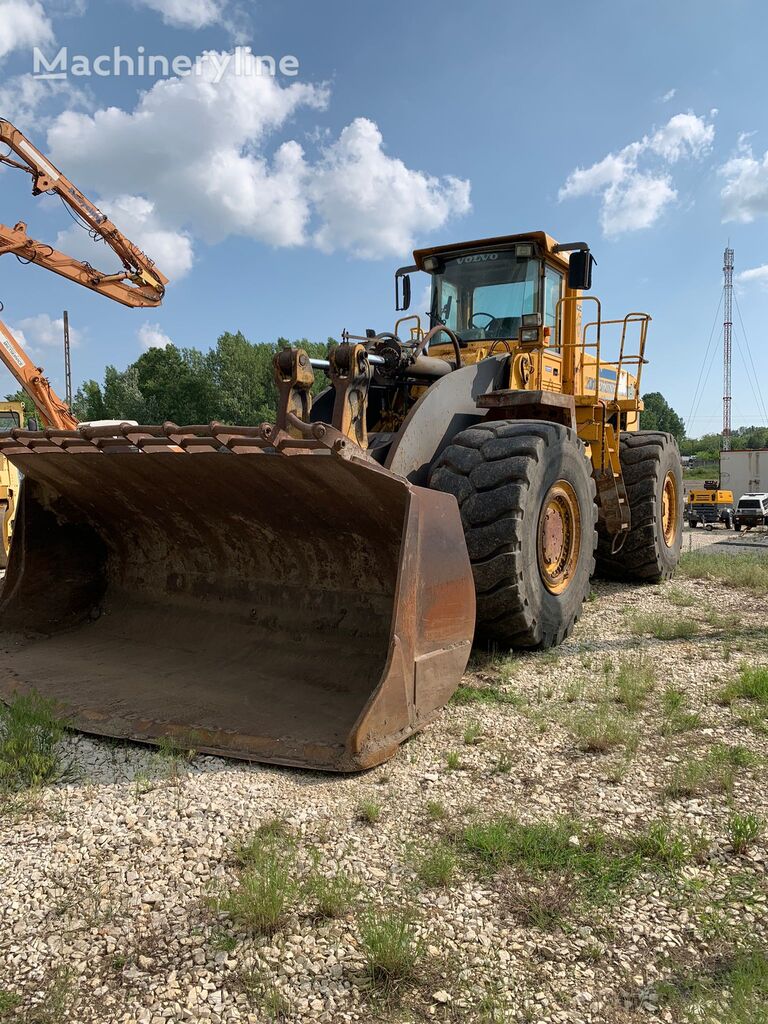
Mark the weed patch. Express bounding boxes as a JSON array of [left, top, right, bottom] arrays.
[[667, 744, 757, 799], [661, 686, 702, 735], [680, 550, 768, 594], [726, 813, 763, 855], [356, 800, 381, 824], [219, 846, 297, 936], [629, 612, 699, 640], [571, 704, 638, 754], [359, 910, 423, 989], [414, 843, 456, 888], [0, 693, 72, 791], [304, 870, 357, 919]]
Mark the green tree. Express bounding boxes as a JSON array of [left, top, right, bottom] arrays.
[[71, 334, 338, 425], [640, 392, 685, 443]]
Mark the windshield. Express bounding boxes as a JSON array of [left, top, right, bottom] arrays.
[[431, 252, 541, 340], [0, 410, 20, 434], [738, 499, 762, 509]]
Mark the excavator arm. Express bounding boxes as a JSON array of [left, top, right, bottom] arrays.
[[0, 316, 76, 429], [0, 118, 167, 307]]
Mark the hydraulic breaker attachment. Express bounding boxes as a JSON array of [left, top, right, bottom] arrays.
[[0, 421, 475, 771]]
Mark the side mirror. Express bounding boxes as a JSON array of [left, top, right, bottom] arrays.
[[27, 417, 39, 431], [400, 274, 411, 311], [568, 249, 594, 291], [395, 264, 418, 312]]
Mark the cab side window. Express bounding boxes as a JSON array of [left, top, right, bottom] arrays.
[[544, 265, 564, 349]]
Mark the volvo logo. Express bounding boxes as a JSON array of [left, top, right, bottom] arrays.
[[457, 253, 498, 264]]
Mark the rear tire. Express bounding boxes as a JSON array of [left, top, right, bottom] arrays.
[[429, 420, 597, 649], [596, 431, 683, 582]]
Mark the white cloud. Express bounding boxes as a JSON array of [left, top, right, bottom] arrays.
[[138, 322, 173, 349], [0, 74, 90, 126], [559, 111, 715, 237], [661, 88, 677, 103], [736, 265, 768, 289], [132, 0, 224, 28], [720, 140, 768, 223], [0, 0, 53, 60], [10, 314, 82, 355], [45, 49, 470, 266], [310, 118, 471, 258], [600, 173, 676, 237], [56, 194, 195, 281], [648, 112, 714, 163]]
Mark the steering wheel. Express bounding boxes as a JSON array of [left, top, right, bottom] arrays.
[[470, 312, 497, 331]]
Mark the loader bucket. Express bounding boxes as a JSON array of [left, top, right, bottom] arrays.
[[0, 426, 475, 771]]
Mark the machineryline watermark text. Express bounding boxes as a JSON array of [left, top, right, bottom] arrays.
[[32, 46, 299, 83]]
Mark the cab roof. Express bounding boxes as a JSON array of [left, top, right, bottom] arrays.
[[412, 231, 570, 272]]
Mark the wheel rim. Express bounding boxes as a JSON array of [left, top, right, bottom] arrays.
[[661, 471, 678, 547], [537, 480, 581, 594]]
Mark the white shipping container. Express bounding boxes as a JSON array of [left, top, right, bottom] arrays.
[[720, 449, 768, 501]]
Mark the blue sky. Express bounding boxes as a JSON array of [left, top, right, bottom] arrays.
[[1, 0, 767, 436]]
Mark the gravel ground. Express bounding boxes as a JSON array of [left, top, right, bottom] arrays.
[[1, 531, 767, 1024]]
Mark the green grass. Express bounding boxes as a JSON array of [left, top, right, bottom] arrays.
[[614, 655, 656, 712], [661, 686, 702, 735], [666, 587, 696, 608], [451, 683, 522, 706], [630, 820, 692, 869], [629, 612, 699, 640], [359, 910, 423, 988], [659, 944, 768, 1023], [356, 800, 381, 824], [0, 692, 72, 791], [463, 720, 483, 746], [219, 846, 297, 935], [667, 744, 757, 799], [726, 813, 763, 855], [445, 751, 462, 770], [462, 816, 636, 902], [720, 666, 768, 707], [570, 704, 638, 754], [414, 843, 456, 888], [425, 800, 446, 821], [680, 550, 768, 595], [235, 820, 293, 866], [0, 990, 21, 1017], [304, 870, 357, 919]]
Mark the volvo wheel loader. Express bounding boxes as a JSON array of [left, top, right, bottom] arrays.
[[0, 231, 683, 771]]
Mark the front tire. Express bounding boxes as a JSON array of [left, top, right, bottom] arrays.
[[430, 420, 597, 649], [596, 431, 683, 581]]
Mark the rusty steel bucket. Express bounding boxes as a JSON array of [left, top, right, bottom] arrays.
[[0, 424, 475, 771]]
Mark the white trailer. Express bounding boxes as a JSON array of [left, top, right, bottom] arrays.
[[720, 449, 768, 501]]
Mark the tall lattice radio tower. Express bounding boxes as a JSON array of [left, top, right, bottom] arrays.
[[722, 246, 734, 451]]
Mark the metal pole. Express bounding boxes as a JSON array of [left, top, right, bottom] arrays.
[[63, 310, 72, 407], [723, 247, 733, 452]]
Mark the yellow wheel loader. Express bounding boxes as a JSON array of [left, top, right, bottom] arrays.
[[0, 231, 683, 771]]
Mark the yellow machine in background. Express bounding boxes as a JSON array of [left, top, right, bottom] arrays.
[[686, 483, 735, 530], [0, 400, 30, 567]]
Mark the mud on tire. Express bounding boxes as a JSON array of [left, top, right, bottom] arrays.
[[429, 420, 597, 649], [595, 430, 683, 582]]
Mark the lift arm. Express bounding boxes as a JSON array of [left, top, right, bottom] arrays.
[[0, 317, 77, 429], [0, 118, 167, 307]]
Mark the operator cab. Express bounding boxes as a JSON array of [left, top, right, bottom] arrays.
[[397, 232, 594, 350]]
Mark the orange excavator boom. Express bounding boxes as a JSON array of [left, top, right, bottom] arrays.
[[0, 118, 167, 307]]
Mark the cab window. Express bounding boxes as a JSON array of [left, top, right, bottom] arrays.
[[0, 410, 20, 434], [544, 265, 564, 344]]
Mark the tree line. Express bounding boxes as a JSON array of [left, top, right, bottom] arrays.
[[4, 336, 765, 453], [70, 333, 337, 425]]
